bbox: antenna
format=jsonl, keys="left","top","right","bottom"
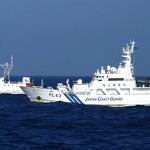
{"left": 40, "top": 78, "right": 44, "bottom": 88}
{"left": 0, "top": 56, "right": 13, "bottom": 81}
{"left": 130, "top": 40, "right": 135, "bottom": 53}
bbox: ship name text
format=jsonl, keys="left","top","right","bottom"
{"left": 85, "top": 97, "right": 123, "bottom": 101}
{"left": 49, "top": 93, "right": 61, "bottom": 98}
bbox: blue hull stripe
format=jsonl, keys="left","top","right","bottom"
{"left": 64, "top": 93, "right": 74, "bottom": 104}
{"left": 72, "top": 94, "right": 84, "bottom": 105}
{"left": 73, "top": 96, "right": 81, "bottom": 104}
{"left": 64, "top": 93, "right": 84, "bottom": 105}
{"left": 69, "top": 94, "right": 84, "bottom": 105}
{"left": 68, "top": 94, "right": 81, "bottom": 104}
{"left": 64, "top": 93, "right": 81, "bottom": 104}
{"left": 68, "top": 94, "right": 80, "bottom": 104}
{"left": 67, "top": 94, "right": 77, "bottom": 103}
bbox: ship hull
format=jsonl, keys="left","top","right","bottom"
{"left": 76, "top": 95, "right": 150, "bottom": 106}
{"left": 21, "top": 86, "right": 68, "bottom": 103}
{"left": 21, "top": 86, "right": 150, "bottom": 107}
{"left": 0, "top": 83, "right": 28, "bottom": 94}
{"left": 0, "top": 77, "right": 31, "bottom": 94}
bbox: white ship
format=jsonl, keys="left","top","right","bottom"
{"left": 21, "top": 41, "right": 150, "bottom": 106}
{"left": 0, "top": 57, "right": 32, "bottom": 94}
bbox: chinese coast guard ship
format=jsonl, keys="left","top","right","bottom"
{"left": 0, "top": 57, "right": 31, "bottom": 94}
{"left": 21, "top": 41, "right": 150, "bottom": 106}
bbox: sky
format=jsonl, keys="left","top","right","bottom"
{"left": 0, "top": 0, "right": 150, "bottom": 76}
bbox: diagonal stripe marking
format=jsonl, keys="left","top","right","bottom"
{"left": 71, "top": 94, "right": 84, "bottom": 104}
{"left": 64, "top": 93, "right": 74, "bottom": 103}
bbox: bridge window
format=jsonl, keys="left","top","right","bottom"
{"left": 108, "top": 78, "right": 124, "bottom": 81}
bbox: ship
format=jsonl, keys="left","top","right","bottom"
{"left": 21, "top": 41, "right": 150, "bottom": 106}
{"left": 0, "top": 57, "right": 32, "bottom": 94}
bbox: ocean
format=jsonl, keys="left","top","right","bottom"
{"left": 0, "top": 76, "right": 150, "bottom": 150}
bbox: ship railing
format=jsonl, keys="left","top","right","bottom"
{"left": 5, "top": 81, "right": 23, "bottom": 84}
{"left": 67, "top": 91, "right": 90, "bottom": 95}
{"left": 132, "top": 87, "right": 150, "bottom": 95}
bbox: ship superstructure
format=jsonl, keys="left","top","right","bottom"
{"left": 21, "top": 41, "right": 150, "bottom": 106}
{"left": 72, "top": 41, "right": 136, "bottom": 96}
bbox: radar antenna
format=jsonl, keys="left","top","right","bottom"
{"left": 0, "top": 56, "right": 13, "bottom": 81}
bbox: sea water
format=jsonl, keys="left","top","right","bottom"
{"left": 0, "top": 76, "right": 150, "bottom": 150}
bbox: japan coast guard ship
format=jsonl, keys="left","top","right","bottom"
{"left": 0, "top": 57, "right": 32, "bottom": 94}
{"left": 21, "top": 41, "right": 150, "bottom": 106}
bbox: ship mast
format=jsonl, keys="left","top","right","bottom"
{"left": 0, "top": 56, "right": 13, "bottom": 82}
{"left": 121, "top": 41, "right": 135, "bottom": 75}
